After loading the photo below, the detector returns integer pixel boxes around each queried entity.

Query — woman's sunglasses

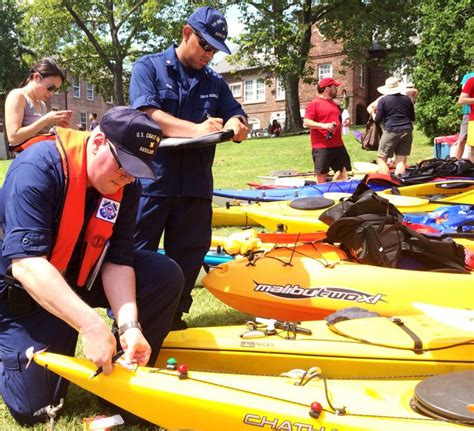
[36,71,59,93]
[191,28,218,53]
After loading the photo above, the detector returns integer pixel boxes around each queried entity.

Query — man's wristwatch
[232,115,248,126]
[117,320,142,336]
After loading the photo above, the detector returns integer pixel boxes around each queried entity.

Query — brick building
[214,28,388,134]
[48,76,114,130]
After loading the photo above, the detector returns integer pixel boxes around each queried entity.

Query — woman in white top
[5,57,72,148]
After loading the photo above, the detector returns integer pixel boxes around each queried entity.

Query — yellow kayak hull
[202,243,474,321]
[245,186,474,233]
[34,352,472,430]
[212,204,259,226]
[158,314,474,377]
[381,180,474,198]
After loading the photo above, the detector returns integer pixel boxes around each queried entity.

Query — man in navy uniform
[130,6,248,329]
[0,107,184,425]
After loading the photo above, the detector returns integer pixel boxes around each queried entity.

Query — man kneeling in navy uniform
[0,106,184,425]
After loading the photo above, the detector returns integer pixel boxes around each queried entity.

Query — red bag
[361,117,382,151]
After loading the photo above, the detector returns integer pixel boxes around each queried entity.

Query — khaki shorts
[459,114,469,140]
[378,129,413,158]
[467,121,474,146]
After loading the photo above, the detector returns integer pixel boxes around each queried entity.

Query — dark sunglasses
[107,141,123,170]
[108,141,134,179]
[191,28,218,53]
[36,71,59,93]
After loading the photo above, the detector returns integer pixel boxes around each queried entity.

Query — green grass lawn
[0,128,435,430]
[212,126,433,189]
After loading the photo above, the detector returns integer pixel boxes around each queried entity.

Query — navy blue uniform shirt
[130,45,246,199]
[375,94,415,131]
[0,140,140,292]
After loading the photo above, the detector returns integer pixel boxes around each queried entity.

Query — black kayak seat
[289,197,335,210]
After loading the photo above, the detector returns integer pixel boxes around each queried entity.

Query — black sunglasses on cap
[191,27,218,53]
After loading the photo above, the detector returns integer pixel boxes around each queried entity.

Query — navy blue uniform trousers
[0,250,183,425]
[134,196,212,314]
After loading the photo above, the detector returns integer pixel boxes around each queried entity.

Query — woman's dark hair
[19,57,66,88]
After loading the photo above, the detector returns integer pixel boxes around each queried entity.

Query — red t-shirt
[304,97,343,148]
[462,76,474,121]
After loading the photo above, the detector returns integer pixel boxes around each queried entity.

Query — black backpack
[320,183,469,273]
[401,158,474,185]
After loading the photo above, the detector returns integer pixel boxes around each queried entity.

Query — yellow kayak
[158,313,474,377]
[245,187,474,233]
[35,352,474,430]
[212,204,259,226]
[382,179,474,198]
[202,243,473,321]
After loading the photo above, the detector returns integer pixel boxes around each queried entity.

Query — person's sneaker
[171,314,188,331]
[97,397,156,427]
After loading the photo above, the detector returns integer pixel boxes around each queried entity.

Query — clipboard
[159,130,235,150]
[85,241,110,291]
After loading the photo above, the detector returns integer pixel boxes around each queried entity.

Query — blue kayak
[213,178,391,204]
[158,248,233,267]
[404,205,474,234]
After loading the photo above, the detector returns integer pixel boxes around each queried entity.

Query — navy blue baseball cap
[187,7,231,54]
[100,106,161,179]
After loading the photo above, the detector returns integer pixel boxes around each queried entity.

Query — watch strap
[117,320,142,336]
[233,115,248,125]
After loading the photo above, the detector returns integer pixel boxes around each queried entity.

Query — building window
[106,95,114,104]
[358,65,364,88]
[230,83,241,98]
[72,78,80,98]
[80,112,87,130]
[244,78,265,103]
[275,77,286,101]
[87,82,94,100]
[248,117,263,138]
[318,64,332,80]
[248,117,261,130]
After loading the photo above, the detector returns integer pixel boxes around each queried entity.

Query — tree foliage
[22,0,213,105]
[412,0,473,139]
[0,0,28,102]
[229,0,420,132]
[0,0,28,153]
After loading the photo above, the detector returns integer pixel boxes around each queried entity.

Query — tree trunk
[284,74,304,133]
[114,60,125,105]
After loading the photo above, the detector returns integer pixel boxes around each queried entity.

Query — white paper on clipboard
[159,130,235,150]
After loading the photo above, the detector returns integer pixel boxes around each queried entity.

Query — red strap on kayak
[257,232,327,243]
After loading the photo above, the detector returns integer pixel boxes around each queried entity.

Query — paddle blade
[412,303,474,332]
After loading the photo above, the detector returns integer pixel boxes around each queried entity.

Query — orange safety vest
[9,134,56,153]
[49,127,123,287]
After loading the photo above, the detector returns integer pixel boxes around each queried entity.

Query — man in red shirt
[304,77,351,183]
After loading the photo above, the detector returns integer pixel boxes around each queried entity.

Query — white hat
[377,77,404,95]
